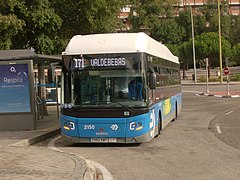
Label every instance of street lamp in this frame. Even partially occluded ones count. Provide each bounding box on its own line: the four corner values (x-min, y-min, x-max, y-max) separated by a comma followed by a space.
190, 5, 197, 84
218, 0, 223, 83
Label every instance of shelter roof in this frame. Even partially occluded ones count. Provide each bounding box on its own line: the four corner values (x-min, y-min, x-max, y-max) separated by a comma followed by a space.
0, 49, 61, 64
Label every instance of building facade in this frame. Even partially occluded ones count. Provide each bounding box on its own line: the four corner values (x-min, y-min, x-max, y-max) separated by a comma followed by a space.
118, 0, 240, 31
179, 0, 239, 15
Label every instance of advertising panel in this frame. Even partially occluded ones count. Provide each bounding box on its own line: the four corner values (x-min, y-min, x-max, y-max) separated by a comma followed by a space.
0, 63, 31, 113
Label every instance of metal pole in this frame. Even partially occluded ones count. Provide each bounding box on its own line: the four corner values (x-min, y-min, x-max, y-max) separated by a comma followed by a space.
225, 58, 230, 96
206, 58, 209, 93
190, 6, 197, 84
218, 0, 223, 83
56, 72, 59, 119
226, 74, 230, 96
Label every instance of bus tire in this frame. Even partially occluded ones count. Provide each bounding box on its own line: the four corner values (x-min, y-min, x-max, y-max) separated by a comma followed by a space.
173, 102, 178, 121
156, 112, 162, 137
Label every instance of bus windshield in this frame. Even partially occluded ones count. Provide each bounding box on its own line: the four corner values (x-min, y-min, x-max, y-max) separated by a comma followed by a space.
62, 54, 148, 108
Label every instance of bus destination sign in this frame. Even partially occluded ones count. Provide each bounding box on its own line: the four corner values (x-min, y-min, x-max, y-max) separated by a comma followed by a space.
73, 57, 126, 69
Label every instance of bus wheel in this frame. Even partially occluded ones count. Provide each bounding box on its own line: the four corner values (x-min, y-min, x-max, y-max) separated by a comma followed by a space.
173, 103, 178, 121
156, 113, 162, 137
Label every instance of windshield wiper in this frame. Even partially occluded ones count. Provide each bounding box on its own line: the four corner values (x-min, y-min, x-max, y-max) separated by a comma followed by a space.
90, 100, 134, 114
110, 99, 134, 114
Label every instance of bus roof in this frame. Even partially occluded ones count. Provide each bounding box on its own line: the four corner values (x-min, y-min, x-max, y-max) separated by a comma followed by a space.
62, 32, 179, 64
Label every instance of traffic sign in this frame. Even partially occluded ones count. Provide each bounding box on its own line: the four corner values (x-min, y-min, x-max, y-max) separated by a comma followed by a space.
224, 67, 229, 75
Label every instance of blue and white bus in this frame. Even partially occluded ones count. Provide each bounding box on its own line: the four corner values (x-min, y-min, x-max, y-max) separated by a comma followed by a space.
58, 32, 182, 143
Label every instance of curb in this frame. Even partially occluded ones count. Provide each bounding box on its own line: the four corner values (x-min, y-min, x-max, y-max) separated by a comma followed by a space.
48, 136, 98, 180
83, 159, 97, 180
197, 92, 240, 98
11, 128, 60, 147
11, 129, 98, 180
181, 82, 240, 86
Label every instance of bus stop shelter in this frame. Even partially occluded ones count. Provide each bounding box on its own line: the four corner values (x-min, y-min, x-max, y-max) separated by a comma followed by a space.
0, 49, 61, 130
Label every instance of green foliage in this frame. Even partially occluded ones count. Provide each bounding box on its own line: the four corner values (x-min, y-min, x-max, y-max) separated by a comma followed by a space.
178, 9, 192, 42
17, 0, 62, 54
129, 2, 238, 70
195, 32, 232, 67
232, 43, 240, 65
194, 15, 207, 35
198, 75, 206, 82
178, 41, 193, 66
0, 14, 25, 49
234, 74, 240, 81
221, 15, 231, 41
0, 0, 128, 54
231, 74, 240, 81
198, 75, 229, 82
167, 44, 179, 57
0, 0, 240, 61
0, 0, 25, 49
51, 0, 127, 37
152, 18, 186, 44
0, 0, 62, 54
129, 0, 176, 34
229, 16, 240, 45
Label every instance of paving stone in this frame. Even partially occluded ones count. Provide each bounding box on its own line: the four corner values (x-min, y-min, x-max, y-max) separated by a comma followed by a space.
0, 141, 74, 179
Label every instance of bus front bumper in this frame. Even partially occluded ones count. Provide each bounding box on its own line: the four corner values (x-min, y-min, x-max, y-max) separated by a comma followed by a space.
61, 131, 153, 144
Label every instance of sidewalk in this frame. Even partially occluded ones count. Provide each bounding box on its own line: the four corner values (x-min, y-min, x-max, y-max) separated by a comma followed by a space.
182, 79, 240, 98
181, 79, 240, 85
197, 90, 240, 98
0, 106, 96, 180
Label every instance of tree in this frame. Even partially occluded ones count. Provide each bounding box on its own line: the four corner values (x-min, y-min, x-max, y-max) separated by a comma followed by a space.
151, 17, 185, 44
177, 8, 193, 42
195, 32, 232, 77
129, 0, 177, 37
0, 1, 25, 49
193, 13, 207, 36
0, 0, 63, 116
0, 0, 62, 54
228, 15, 240, 46
15, 0, 62, 54
232, 43, 240, 65
178, 41, 193, 78
51, 0, 127, 40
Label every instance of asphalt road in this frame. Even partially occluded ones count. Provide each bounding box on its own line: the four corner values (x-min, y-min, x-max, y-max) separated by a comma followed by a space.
54, 84, 240, 180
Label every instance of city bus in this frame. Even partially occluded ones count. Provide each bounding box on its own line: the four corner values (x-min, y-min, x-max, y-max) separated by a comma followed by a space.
56, 32, 182, 143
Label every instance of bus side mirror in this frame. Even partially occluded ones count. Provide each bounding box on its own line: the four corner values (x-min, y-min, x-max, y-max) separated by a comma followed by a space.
48, 64, 56, 84
149, 72, 156, 89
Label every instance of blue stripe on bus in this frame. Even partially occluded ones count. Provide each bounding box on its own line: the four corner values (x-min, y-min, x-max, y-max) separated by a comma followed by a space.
60, 93, 182, 139
61, 114, 152, 138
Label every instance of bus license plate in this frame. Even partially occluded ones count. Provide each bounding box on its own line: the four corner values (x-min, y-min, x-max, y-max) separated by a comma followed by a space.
90, 138, 117, 143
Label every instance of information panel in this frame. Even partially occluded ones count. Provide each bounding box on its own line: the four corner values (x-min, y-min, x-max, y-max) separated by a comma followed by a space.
0, 63, 31, 113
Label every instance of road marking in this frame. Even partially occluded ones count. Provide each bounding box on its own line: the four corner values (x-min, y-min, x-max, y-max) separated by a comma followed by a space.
216, 126, 222, 134
182, 90, 202, 93
225, 111, 233, 115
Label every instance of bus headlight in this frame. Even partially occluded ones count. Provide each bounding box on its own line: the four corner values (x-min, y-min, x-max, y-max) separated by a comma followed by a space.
130, 122, 136, 130
130, 121, 143, 131
62, 103, 73, 109
67, 103, 73, 108
136, 122, 143, 130
63, 121, 75, 130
